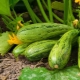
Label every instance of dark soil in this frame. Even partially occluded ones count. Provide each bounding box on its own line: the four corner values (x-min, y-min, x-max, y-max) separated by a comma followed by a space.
0, 53, 49, 80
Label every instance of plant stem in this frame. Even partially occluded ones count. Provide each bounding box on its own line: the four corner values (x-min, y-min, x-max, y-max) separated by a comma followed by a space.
63, 0, 75, 25
23, 0, 37, 23
42, 0, 63, 23
12, 8, 17, 18
63, 0, 69, 24
1, 15, 12, 22
2, 18, 13, 31
68, 0, 75, 20
66, 0, 75, 26
47, 0, 53, 22
37, 0, 50, 22
35, 14, 42, 23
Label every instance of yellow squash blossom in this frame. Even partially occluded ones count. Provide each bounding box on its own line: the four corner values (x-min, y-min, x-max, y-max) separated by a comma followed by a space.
73, 19, 79, 27
18, 21, 24, 27
17, 21, 24, 30
8, 33, 22, 45
17, 25, 20, 30
75, 0, 80, 5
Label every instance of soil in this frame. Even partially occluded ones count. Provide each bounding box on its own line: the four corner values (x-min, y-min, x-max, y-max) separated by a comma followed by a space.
0, 53, 49, 80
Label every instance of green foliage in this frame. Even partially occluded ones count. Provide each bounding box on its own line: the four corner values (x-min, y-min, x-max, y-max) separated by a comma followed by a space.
51, 1, 64, 11
0, 31, 13, 56
2, 14, 24, 32
19, 65, 80, 80
9, 0, 19, 8
0, 0, 11, 16
19, 67, 52, 80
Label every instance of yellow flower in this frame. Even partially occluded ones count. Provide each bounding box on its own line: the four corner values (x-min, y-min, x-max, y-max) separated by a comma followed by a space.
8, 33, 22, 45
17, 25, 20, 30
16, 21, 23, 30
75, 0, 80, 5
73, 19, 79, 27
18, 21, 23, 27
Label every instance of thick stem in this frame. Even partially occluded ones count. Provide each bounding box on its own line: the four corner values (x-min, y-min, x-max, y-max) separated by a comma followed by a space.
37, 0, 50, 22
68, 0, 75, 20
63, 0, 69, 24
47, 0, 53, 22
23, 0, 37, 23
42, 0, 63, 23
12, 8, 17, 18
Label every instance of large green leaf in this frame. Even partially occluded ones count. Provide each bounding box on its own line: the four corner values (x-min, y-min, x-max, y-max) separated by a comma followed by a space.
9, 0, 19, 8
19, 65, 80, 80
19, 67, 53, 80
0, 31, 13, 56
0, 0, 11, 16
51, 1, 64, 11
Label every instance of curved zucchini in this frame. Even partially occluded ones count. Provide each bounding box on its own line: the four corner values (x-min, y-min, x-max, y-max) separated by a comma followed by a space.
12, 43, 30, 58
48, 29, 79, 69
24, 40, 57, 61
17, 23, 73, 43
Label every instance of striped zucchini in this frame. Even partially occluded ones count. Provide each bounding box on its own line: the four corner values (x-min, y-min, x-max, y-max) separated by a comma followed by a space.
24, 40, 57, 61
48, 29, 79, 69
17, 23, 73, 43
12, 43, 30, 58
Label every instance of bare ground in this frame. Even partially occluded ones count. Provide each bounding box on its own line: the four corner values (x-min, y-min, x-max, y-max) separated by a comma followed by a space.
0, 53, 49, 80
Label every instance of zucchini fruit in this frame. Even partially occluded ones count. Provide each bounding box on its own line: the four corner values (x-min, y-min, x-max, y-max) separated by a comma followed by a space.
12, 43, 30, 58
48, 29, 79, 69
17, 23, 73, 43
24, 40, 57, 61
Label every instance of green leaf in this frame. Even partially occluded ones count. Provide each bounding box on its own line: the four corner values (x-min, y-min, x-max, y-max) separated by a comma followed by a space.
19, 67, 52, 80
0, 0, 11, 16
0, 31, 13, 56
9, 0, 19, 8
51, 1, 64, 11
19, 65, 80, 80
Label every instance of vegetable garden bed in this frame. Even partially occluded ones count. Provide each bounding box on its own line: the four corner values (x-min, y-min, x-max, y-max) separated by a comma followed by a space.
0, 0, 80, 80
0, 46, 78, 80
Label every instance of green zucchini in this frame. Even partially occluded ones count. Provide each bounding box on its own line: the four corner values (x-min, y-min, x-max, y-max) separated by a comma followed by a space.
24, 40, 57, 61
48, 29, 79, 69
12, 43, 30, 58
17, 23, 73, 43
